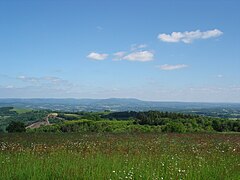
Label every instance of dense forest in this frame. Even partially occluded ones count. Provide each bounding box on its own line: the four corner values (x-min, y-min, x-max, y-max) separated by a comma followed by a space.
104, 111, 240, 132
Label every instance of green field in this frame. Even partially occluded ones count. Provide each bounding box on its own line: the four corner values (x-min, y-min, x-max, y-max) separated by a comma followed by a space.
10, 108, 32, 114
0, 133, 239, 179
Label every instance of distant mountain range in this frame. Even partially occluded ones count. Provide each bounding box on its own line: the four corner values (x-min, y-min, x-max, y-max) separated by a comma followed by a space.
0, 98, 239, 113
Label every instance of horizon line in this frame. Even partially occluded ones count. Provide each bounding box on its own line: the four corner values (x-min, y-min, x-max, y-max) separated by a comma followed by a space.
0, 97, 239, 104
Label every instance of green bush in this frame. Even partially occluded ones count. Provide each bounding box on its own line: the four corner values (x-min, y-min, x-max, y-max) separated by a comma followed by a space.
6, 121, 26, 133
163, 122, 186, 133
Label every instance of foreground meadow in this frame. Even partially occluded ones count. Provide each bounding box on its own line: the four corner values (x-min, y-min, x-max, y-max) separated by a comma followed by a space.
0, 133, 239, 179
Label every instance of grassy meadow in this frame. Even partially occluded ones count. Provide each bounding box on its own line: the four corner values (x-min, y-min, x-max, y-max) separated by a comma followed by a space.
0, 133, 239, 180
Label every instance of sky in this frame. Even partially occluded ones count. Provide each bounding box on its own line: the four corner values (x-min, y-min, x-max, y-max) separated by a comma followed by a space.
0, 0, 239, 102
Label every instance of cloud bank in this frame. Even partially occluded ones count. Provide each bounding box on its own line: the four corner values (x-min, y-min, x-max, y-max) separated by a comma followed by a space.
158, 29, 223, 43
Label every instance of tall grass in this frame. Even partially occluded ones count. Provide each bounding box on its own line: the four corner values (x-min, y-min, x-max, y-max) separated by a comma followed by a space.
0, 133, 239, 179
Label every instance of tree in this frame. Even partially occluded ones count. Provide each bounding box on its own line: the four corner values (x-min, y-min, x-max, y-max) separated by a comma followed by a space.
6, 121, 26, 133
163, 122, 186, 133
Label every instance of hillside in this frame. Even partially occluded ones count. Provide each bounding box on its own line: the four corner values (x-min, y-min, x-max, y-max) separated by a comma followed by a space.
0, 98, 240, 118
1, 107, 239, 133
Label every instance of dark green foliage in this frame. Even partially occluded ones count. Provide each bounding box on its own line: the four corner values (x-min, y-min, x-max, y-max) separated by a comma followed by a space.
212, 119, 240, 132
0, 107, 17, 116
5, 110, 49, 124
103, 111, 138, 120
1, 107, 240, 133
31, 120, 135, 133
6, 121, 26, 133
0, 108, 49, 130
48, 117, 64, 124
57, 112, 102, 121
105, 111, 240, 133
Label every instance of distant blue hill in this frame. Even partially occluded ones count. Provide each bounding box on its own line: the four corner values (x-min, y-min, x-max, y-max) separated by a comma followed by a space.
0, 98, 239, 115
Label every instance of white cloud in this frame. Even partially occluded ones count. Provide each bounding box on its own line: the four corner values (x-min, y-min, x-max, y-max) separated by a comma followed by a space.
113, 44, 150, 61
87, 52, 108, 60
87, 44, 152, 62
123, 51, 154, 62
113, 51, 126, 60
130, 44, 147, 51
217, 74, 223, 78
158, 29, 223, 43
157, 64, 188, 70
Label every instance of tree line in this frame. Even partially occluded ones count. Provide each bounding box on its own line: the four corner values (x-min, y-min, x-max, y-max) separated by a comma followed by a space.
104, 111, 240, 132
3, 110, 240, 133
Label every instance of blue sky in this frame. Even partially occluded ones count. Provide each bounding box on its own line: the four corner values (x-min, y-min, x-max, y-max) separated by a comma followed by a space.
0, 0, 239, 102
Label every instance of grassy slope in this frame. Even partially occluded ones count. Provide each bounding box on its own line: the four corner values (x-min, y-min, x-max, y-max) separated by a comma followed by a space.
0, 133, 239, 179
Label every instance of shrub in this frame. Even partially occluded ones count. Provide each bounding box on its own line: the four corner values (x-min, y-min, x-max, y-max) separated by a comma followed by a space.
6, 121, 26, 133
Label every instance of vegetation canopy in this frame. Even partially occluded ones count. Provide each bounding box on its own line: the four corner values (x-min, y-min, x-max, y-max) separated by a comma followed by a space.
6, 121, 26, 133
0, 107, 239, 133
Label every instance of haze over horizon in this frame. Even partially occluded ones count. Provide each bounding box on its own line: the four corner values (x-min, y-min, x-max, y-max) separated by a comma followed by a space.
0, 0, 239, 102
